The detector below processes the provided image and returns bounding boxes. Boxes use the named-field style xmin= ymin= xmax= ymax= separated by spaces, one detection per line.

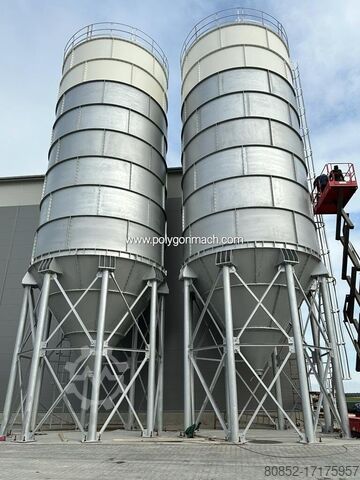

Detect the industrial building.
xmin=0 ymin=8 xmax=359 ymax=445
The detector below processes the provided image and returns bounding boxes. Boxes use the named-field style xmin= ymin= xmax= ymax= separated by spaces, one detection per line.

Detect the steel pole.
xmin=157 ymin=295 xmax=165 ymax=433
xmin=222 ymin=265 xmax=239 ymax=443
xmin=271 ymin=347 xmax=285 ymax=430
xmin=319 ymin=276 xmax=351 ymax=438
xmin=0 ymin=286 xmax=29 ymax=436
xmin=80 ymin=373 xmax=89 ymax=429
xmin=22 ymin=273 xmax=51 ymax=441
xmin=284 ymin=263 xmax=315 ymax=443
xmin=145 ymin=279 xmax=158 ymax=437
xmin=309 ymin=302 xmax=333 ymax=432
xmin=126 ymin=326 xmax=138 ymax=430
xmin=31 ymin=312 xmax=52 ymax=431
xmin=183 ymin=278 xmax=192 ymax=430
xmin=87 ymin=269 xmax=109 ymax=442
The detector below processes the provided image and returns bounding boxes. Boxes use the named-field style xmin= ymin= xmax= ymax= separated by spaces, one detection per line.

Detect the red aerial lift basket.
xmin=312 ymin=163 xmax=357 ymax=215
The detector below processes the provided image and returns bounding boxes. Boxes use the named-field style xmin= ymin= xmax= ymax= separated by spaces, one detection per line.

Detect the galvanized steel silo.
xmin=180 ymin=9 xmax=349 ymax=443
xmin=33 ymin=23 xmax=168 ymax=346
xmin=5 ymin=23 xmax=168 ymax=442
xmin=181 ymin=10 xmax=319 ymax=367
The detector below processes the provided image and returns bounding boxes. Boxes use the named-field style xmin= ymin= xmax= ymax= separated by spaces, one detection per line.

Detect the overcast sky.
xmin=0 ymin=0 xmax=359 ymax=389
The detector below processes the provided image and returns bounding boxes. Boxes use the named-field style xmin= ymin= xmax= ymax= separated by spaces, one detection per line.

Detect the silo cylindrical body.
xmin=31 ymin=24 xmax=168 ymax=346
xmin=181 ymin=14 xmax=321 ymax=371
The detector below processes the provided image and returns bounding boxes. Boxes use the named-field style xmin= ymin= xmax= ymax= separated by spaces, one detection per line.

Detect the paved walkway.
xmin=1 ymin=430 xmax=360 ymax=479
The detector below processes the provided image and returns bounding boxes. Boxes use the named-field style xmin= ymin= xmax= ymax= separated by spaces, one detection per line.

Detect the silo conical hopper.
xmin=181 ymin=10 xmax=321 ymax=372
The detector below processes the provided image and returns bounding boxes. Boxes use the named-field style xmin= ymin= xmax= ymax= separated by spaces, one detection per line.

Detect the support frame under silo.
xmin=181 ymin=249 xmax=351 ymax=443
xmin=0 ymin=256 xmax=167 ymax=442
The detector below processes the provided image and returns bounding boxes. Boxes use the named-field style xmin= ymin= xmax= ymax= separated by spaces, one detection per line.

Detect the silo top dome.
xmin=181 ymin=7 xmax=288 ymax=63
xmin=64 ymin=22 xmax=169 ymax=79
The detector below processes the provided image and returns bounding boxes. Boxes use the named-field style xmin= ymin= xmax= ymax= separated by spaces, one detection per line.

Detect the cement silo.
xmin=180 ymin=8 xmax=350 ymax=443
xmin=1 ymin=23 xmax=168 ymax=442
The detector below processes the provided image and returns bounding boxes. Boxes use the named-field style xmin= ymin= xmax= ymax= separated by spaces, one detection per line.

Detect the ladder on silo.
xmin=292 ymin=65 xmax=351 ymax=380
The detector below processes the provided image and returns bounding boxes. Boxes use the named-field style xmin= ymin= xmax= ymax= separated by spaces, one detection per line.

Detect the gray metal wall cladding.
xmin=181 ymin=23 xmax=320 ymax=262
xmin=33 ymin=37 xmax=168 ymax=268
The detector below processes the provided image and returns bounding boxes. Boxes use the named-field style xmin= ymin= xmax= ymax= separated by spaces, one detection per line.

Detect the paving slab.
xmin=1 ymin=429 xmax=360 ymax=479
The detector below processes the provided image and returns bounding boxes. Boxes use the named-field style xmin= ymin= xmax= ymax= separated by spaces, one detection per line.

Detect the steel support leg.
xmin=183 ymin=278 xmax=192 ymax=430
xmin=126 ymin=326 xmax=138 ymax=430
xmin=284 ymin=263 xmax=315 ymax=443
xmin=309 ymin=305 xmax=333 ymax=433
xmin=0 ymin=286 xmax=30 ymax=436
xmin=87 ymin=269 xmax=109 ymax=442
xmin=22 ymin=273 xmax=51 ymax=441
xmin=157 ymin=295 xmax=165 ymax=434
xmin=31 ymin=312 xmax=51 ymax=431
xmin=80 ymin=373 xmax=89 ymax=429
xmin=320 ymin=276 xmax=351 ymax=438
xmin=222 ymin=265 xmax=239 ymax=443
xmin=272 ymin=347 xmax=285 ymax=430
xmin=144 ymin=279 xmax=158 ymax=437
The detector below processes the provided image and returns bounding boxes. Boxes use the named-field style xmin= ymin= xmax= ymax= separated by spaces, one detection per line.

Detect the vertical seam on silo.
xmin=83 ymin=61 xmax=88 ymax=82
xmin=55 ymin=140 xmax=60 ymax=163
xmin=148 ymin=197 xmax=151 ymax=226
xmin=101 ymin=130 xmax=106 ymax=156
xmin=31 ymin=232 xmax=37 ymax=262
xmin=102 ymin=80 xmax=106 ymax=103
xmin=47 ymin=195 xmax=52 ymax=221
xmin=218 ymin=72 xmax=222 ymax=96
xmin=265 ymin=28 xmax=270 ymax=49
xmin=60 ymin=94 xmax=65 ymax=115
xmin=197 ymin=61 xmax=201 ymax=83
xmin=291 ymin=154 xmax=297 ymax=181
xmin=75 ymin=158 xmax=80 ymax=185
xmin=130 ymin=64 xmax=134 ymax=86
xmin=234 ymin=209 xmax=239 ymax=237
xmin=243 ymin=92 xmax=248 ymax=117
xmin=152 ymin=53 xmax=156 ymax=78
xmin=110 ymin=38 xmax=114 ymax=58
xmin=194 ymin=164 xmax=197 ymax=190
xmin=127 ymin=109 xmax=131 ymax=134
xmin=213 ymin=182 xmax=217 ymax=212
xmin=267 ymin=71 xmax=273 ymax=94
xmin=218 ymin=26 xmax=222 ymax=49
xmin=129 ymin=162 xmax=132 ymax=190
xmin=242 ymin=146 xmax=246 ymax=175
xmin=268 ymin=119 xmax=274 ymax=146
xmin=196 ymin=109 xmax=200 ymax=134
xmin=292 ymin=211 xmax=299 ymax=244
xmin=70 ymin=49 xmax=74 ymax=69
xmin=41 ymin=176 xmax=47 ymax=201
xmin=269 ymin=176 xmax=275 ymax=207
xmin=125 ymin=220 xmax=129 ymax=252
xmin=97 ymin=186 xmax=101 ymax=215
xmin=243 ymin=45 xmax=247 ymax=66
xmin=65 ymin=217 xmax=72 ymax=249
xmin=287 ymin=102 xmax=292 ymax=127
xmin=283 ymin=60 xmax=288 ymax=81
